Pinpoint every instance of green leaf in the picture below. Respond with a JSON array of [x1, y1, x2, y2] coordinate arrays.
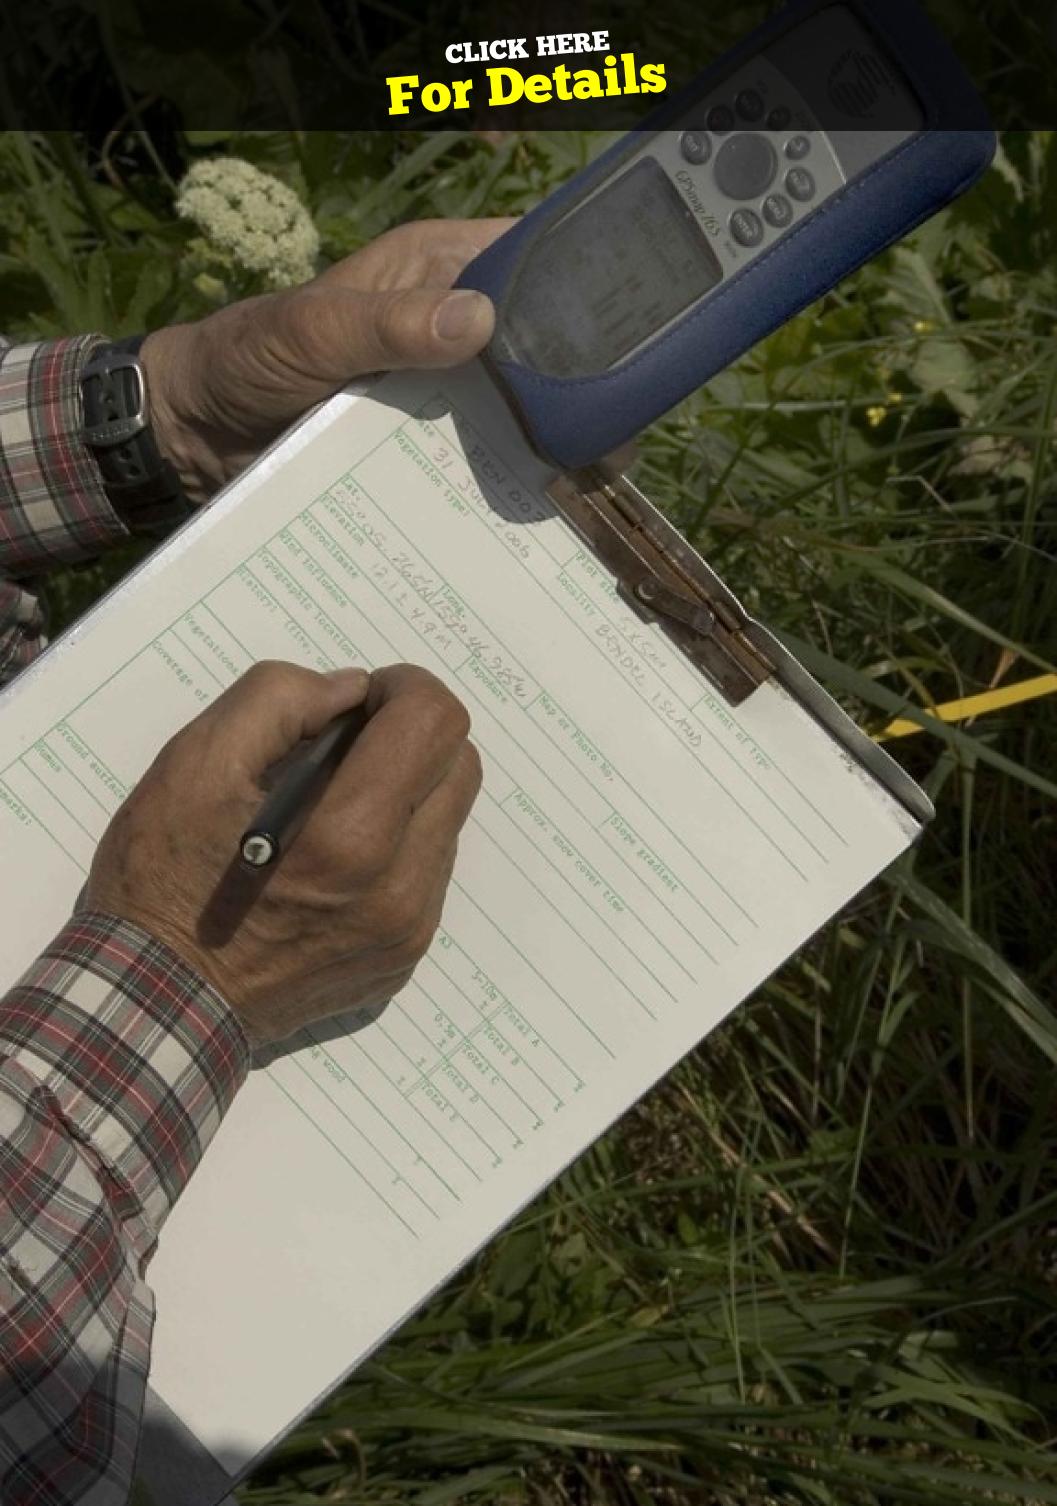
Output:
[[910, 335, 980, 417], [777, 630, 1057, 803], [842, 556, 1057, 676], [890, 873, 1057, 1063], [883, 246, 952, 324]]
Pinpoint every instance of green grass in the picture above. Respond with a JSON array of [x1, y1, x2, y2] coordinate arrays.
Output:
[[2, 130, 1055, 1505]]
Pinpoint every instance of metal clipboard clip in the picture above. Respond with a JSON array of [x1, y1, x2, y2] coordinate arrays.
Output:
[[547, 467, 774, 706], [547, 464, 934, 827]]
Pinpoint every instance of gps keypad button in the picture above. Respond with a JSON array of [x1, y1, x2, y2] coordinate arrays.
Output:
[[763, 193, 793, 228], [730, 208, 764, 247], [785, 166, 816, 201], [680, 131, 713, 165]]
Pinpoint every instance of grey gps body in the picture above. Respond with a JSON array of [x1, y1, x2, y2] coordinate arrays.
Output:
[[492, 4, 924, 382]]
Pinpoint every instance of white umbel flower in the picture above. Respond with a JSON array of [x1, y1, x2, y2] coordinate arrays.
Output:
[[175, 157, 319, 287]]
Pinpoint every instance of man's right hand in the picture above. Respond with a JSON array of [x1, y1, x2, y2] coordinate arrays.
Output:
[[81, 661, 482, 1048]]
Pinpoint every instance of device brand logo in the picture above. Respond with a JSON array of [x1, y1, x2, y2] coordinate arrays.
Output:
[[674, 170, 722, 236], [827, 47, 896, 118]]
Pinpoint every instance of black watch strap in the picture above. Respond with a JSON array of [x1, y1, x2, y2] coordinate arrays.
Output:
[[81, 334, 194, 538]]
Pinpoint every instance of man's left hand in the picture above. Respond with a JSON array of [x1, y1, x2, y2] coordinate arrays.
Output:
[[143, 216, 514, 505]]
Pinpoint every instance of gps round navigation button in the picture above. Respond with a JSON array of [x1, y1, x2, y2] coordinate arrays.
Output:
[[730, 208, 764, 247], [680, 131, 713, 165], [785, 134, 811, 160], [767, 105, 792, 130], [785, 166, 816, 201], [707, 104, 735, 134], [735, 88, 764, 121], [714, 133, 778, 200]]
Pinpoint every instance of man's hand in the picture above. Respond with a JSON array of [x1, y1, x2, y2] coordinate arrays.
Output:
[[142, 217, 513, 505], [82, 661, 482, 1047]]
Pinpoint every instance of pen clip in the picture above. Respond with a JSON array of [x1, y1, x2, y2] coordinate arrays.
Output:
[[546, 468, 774, 705]]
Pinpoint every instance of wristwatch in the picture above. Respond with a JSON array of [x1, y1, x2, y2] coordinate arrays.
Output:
[[80, 334, 194, 538]]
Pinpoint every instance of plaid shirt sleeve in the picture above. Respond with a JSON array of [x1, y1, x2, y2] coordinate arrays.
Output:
[[0, 333, 190, 686], [0, 335, 252, 1502], [0, 333, 124, 687], [0, 915, 249, 1503]]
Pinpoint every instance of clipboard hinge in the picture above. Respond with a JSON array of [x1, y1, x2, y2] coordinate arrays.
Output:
[[548, 468, 774, 706]]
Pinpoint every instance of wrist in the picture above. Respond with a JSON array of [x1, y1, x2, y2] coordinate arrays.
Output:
[[141, 323, 227, 508]]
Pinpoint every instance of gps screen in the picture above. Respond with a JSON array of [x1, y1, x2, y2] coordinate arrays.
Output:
[[501, 158, 724, 378]]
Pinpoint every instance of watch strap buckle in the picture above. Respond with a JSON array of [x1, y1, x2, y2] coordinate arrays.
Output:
[[81, 352, 149, 449]]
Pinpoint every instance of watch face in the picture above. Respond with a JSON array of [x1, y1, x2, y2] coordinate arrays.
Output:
[[82, 342, 191, 532]]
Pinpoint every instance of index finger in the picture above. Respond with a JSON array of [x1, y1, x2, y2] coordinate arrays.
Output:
[[317, 217, 518, 295], [174, 661, 370, 785]]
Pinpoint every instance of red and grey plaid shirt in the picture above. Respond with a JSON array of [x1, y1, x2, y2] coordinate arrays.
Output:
[[0, 336, 250, 1503]]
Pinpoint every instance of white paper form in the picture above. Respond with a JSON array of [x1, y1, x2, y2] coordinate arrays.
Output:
[[0, 363, 921, 1481]]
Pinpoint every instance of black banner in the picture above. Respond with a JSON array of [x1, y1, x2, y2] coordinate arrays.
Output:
[[1, 0, 1055, 132]]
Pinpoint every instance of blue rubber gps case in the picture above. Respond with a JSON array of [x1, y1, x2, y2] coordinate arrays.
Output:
[[457, 0, 995, 469]]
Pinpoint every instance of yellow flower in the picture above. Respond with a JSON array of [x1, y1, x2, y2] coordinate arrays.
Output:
[[866, 405, 888, 427], [913, 318, 935, 334]]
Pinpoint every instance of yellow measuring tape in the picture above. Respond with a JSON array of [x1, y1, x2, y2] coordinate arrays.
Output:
[[876, 674, 1057, 741]]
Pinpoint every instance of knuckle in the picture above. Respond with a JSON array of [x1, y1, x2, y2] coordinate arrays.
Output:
[[376, 885, 425, 951], [377, 667, 470, 741], [339, 815, 397, 884], [403, 915, 440, 965], [377, 220, 436, 267], [379, 220, 426, 252], [238, 659, 314, 706], [459, 738, 483, 789], [415, 687, 472, 742], [247, 659, 328, 719], [372, 661, 423, 695], [141, 731, 196, 792], [446, 693, 473, 741], [242, 658, 286, 687], [294, 283, 331, 333], [298, 834, 353, 887], [389, 908, 438, 968], [148, 726, 188, 774], [388, 968, 417, 1001], [299, 799, 397, 887], [373, 292, 423, 363], [296, 288, 353, 366]]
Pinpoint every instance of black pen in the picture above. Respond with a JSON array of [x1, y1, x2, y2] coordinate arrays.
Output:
[[239, 705, 368, 869]]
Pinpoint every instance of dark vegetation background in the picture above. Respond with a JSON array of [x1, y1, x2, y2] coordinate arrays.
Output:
[[1, 24, 1056, 1501], [3, 0, 1057, 129]]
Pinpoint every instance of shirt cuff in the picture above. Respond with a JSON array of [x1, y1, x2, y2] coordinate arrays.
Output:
[[0, 912, 250, 1246], [0, 334, 196, 579], [0, 334, 131, 576]]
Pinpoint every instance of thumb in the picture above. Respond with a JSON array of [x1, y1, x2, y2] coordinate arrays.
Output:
[[330, 285, 496, 374]]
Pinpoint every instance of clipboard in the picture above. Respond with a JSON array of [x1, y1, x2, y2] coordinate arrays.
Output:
[[128, 456, 931, 1506], [0, 363, 932, 1503]]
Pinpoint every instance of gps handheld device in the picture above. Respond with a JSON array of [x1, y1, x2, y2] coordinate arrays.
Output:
[[458, 0, 995, 469]]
